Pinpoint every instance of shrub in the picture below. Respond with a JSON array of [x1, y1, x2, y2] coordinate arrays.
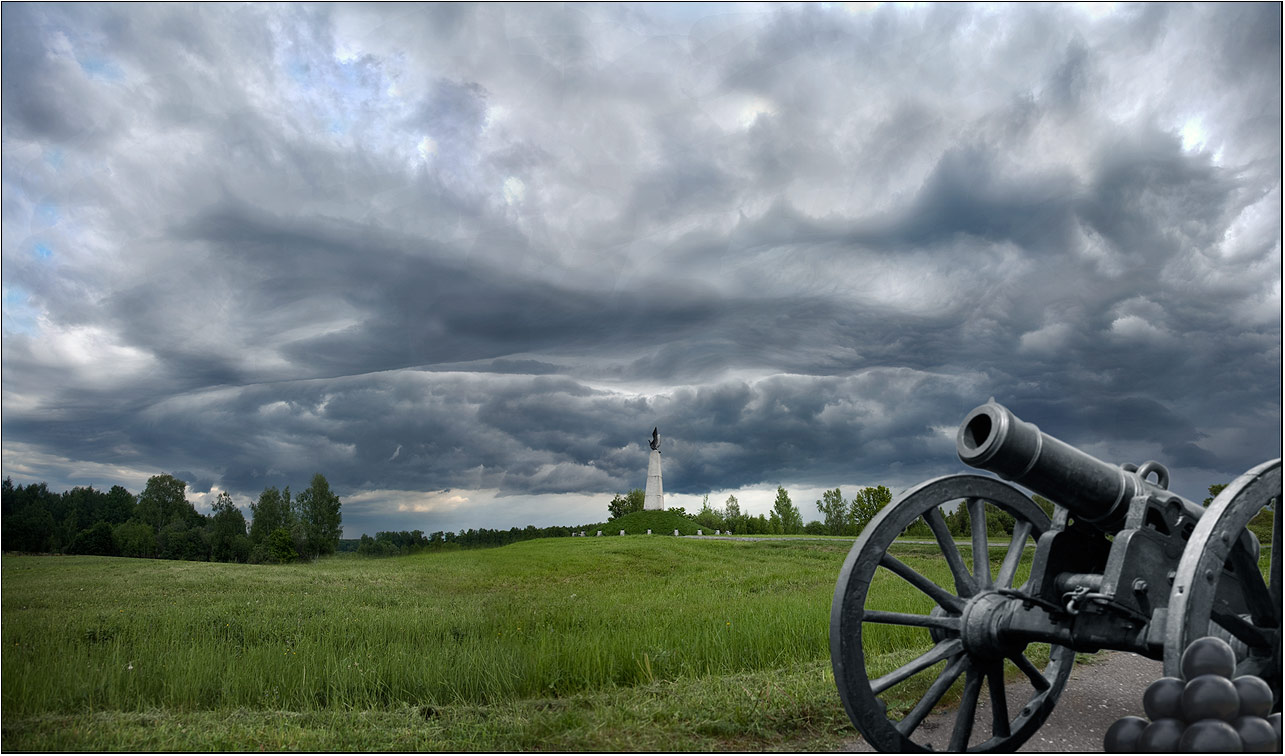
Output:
[[266, 527, 298, 563], [114, 521, 156, 558], [597, 509, 703, 535], [69, 521, 118, 556]]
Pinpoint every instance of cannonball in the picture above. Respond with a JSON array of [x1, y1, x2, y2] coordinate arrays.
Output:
[[1139, 718, 1184, 753], [1182, 674, 1241, 722], [1181, 636, 1237, 680], [1178, 719, 1243, 752], [1232, 675, 1273, 718], [1104, 715, 1150, 753], [1234, 715, 1277, 753], [1268, 713, 1281, 750], [1144, 676, 1186, 721]]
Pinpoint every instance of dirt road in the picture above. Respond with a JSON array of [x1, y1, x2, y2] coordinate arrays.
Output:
[[840, 651, 1163, 752]]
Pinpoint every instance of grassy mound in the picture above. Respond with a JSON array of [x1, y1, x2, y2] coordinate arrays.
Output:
[[605, 509, 703, 535]]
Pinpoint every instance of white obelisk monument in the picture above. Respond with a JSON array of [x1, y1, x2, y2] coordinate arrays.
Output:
[[644, 427, 664, 510]]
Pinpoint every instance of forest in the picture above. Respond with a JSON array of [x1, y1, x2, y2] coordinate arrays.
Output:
[[2, 473, 342, 564]]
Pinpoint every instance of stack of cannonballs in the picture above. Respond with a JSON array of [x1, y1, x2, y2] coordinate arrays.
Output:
[[1104, 636, 1281, 752]]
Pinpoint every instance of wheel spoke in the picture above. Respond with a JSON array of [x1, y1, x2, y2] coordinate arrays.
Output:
[[986, 661, 1011, 739], [996, 521, 1033, 590], [1270, 499, 1281, 611], [870, 638, 964, 695], [949, 667, 984, 752], [863, 610, 961, 632], [924, 506, 976, 597], [1010, 652, 1051, 692], [879, 552, 965, 613], [1227, 544, 1278, 625], [1211, 604, 1273, 649], [968, 498, 991, 589], [895, 654, 969, 737]]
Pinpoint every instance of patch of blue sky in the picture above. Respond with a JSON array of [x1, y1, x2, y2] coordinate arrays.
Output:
[[284, 51, 401, 143], [44, 148, 65, 169], [34, 243, 53, 261], [77, 56, 125, 81], [2, 285, 41, 336]]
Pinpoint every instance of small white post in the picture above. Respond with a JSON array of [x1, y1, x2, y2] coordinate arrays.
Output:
[[596, 530, 603, 537], [673, 529, 679, 536], [619, 530, 625, 536], [697, 529, 703, 536], [646, 529, 652, 534], [715, 529, 721, 535]]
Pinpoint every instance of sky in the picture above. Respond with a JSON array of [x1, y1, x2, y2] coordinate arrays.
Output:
[[2, 2, 1280, 538]]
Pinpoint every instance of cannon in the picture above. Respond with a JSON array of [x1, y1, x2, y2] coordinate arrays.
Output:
[[831, 399, 1281, 752]]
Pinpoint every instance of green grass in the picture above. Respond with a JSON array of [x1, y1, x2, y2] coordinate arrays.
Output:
[[0, 537, 1035, 751]]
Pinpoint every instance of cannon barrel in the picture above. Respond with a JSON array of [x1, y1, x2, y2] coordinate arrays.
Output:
[[956, 400, 1198, 529]]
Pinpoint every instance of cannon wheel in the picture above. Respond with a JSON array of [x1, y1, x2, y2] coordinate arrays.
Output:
[[1165, 458, 1281, 707], [831, 474, 1075, 752]]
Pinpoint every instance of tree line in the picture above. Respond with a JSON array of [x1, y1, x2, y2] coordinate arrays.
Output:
[[606, 484, 894, 536], [602, 483, 1271, 543], [2, 473, 342, 564], [348, 524, 579, 557]]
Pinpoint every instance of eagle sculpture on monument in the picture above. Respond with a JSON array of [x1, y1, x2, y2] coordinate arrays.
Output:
[[650, 427, 660, 451]]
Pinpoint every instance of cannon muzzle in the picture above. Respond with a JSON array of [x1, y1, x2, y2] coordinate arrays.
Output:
[[956, 400, 1196, 528]]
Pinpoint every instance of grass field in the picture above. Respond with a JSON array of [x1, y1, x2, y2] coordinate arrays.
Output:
[[2, 536, 1032, 751]]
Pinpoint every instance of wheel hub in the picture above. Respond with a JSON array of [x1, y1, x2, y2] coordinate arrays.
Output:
[[960, 590, 1016, 660]]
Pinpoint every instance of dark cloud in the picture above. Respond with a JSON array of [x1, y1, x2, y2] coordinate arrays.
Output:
[[2, 4, 1278, 533]]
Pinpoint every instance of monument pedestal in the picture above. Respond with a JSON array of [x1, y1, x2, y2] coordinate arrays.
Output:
[[644, 449, 664, 510]]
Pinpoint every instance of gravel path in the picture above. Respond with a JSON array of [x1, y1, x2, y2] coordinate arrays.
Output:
[[839, 651, 1162, 752]]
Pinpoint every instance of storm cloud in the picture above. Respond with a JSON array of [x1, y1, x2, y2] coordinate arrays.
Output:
[[3, 3, 1279, 535]]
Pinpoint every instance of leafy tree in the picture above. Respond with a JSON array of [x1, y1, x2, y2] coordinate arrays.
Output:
[[69, 521, 118, 556], [694, 496, 726, 530], [817, 487, 847, 535], [248, 486, 293, 544], [803, 520, 828, 535], [849, 485, 891, 536], [296, 474, 343, 557], [985, 502, 1015, 536], [666, 506, 687, 518], [4, 503, 56, 552], [134, 474, 191, 530], [608, 488, 646, 520], [114, 521, 157, 558], [773, 486, 803, 534], [945, 502, 970, 536], [768, 509, 783, 534], [104, 485, 136, 524], [264, 527, 298, 563], [626, 488, 646, 512], [210, 492, 250, 562], [902, 515, 933, 538], [724, 495, 742, 520], [1202, 484, 1228, 507], [158, 521, 210, 561]]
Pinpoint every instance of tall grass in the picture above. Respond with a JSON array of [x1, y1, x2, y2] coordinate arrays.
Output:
[[3, 537, 1018, 718]]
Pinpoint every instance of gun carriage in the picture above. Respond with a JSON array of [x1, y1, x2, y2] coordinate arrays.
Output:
[[830, 399, 1281, 752]]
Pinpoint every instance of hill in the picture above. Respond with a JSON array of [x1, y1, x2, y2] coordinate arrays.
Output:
[[601, 508, 703, 535]]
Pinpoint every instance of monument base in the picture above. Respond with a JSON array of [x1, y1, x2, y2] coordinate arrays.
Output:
[[644, 449, 664, 510]]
